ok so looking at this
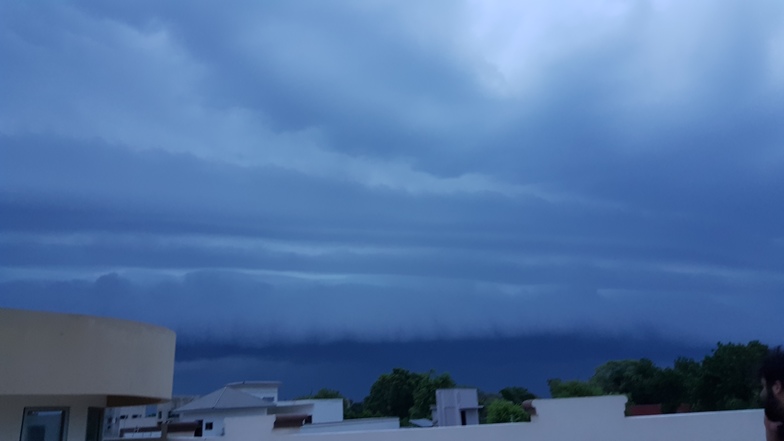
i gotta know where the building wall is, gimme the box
[1,308,176,441]
[275,399,343,423]
[0,308,176,401]
[179,408,270,437]
[104,397,198,437]
[221,396,766,441]
[299,418,401,434]
[104,404,151,437]
[0,395,106,441]
[463,408,479,426]
[434,389,480,426]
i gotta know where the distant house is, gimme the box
[431,389,482,427]
[172,381,345,436]
[103,395,198,438]
[0,308,175,441]
[106,380,399,437]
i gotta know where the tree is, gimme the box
[364,368,422,420]
[477,390,502,424]
[591,359,663,404]
[363,368,456,421]
[410,371,456,419]
[654,367,693,413]
[499,387,537,404]
[693,341,769,411]
[548,379,603,398]
[344,401,370,419]
[672,356,701,405]
[310,388,343,399]
[486,399,529,423]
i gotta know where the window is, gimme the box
[205,422,214,430]
[85,408,103,441]
[20,408,68,441]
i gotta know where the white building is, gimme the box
[0,307,175,441]
[430,389,481,427]
[105,381,399,438]
[172,381,346,436]
[103,396,197,438]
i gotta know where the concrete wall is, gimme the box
[275,399,343,423]
[104,405,154,438]
[180,408,271,437]
[299,418,400,434]
[0,307,177,441]
[0,395,106,441]
[220,396,766,441]
[0,308,176,401]
[308,400,343,424]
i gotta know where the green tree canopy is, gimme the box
[693,341,769,411]
[548,379,603,398]
[499,386,537,404]
[363,368,456,421]
[486,399,529,423]
[364,368,422,419]
[672,356,701,405]
[591,358,663,404]
[410,371,456,419]
[310,388,343,399]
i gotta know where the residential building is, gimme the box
[430,389,481,427]
[103,396,197,438]
[0,307,175,441]
[173,381,345,436]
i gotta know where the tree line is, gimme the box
[298,341,770,424]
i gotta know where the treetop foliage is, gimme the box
[547,340,770,412]
[304,341,773,421]
[486,399,530,423]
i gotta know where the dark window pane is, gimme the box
[20,408,67,441]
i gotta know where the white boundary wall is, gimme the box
[222,396,765,441]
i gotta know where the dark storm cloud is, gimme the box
[1,0,784,353]
[3,134,783,274]
[1,270,781,348]
[172,336,713,399]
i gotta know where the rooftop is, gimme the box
[175,387,276,412]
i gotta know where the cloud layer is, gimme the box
[2,0,783,351]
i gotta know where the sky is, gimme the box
[1,0,783,399]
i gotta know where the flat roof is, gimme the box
[226,381,282,388]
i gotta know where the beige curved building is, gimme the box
[0,308,176,441]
